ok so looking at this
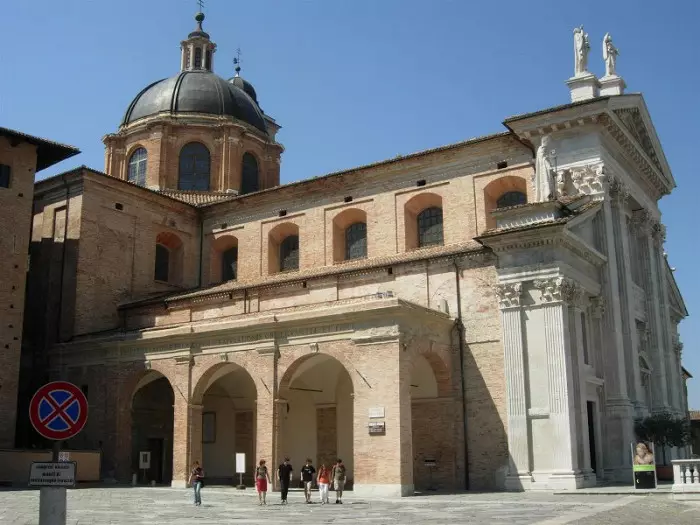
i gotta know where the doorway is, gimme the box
[148,438,165,483]
[587,401,597,473]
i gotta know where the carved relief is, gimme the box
[533,277,585,306]
[590,295,606,318]
[607,175,630,206]
[495,282,522,309]
[613,108,662,172]
[650,221,666,246]
[570,163,607,196]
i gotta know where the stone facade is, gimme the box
[9,16,690,496]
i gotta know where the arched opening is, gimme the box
[155,232,183,285]
[178,142,211,191]
[210,235,238,284]
[194,47,203,69]
[268,223,300,274]
[332,208,368,262]
[484,176,528,229]
[404,192,444,251]
[131,371,174,485]
[278,354,354,487]
[410,352,455,490]
[241,152,259,195]
[127,147,147,186]
[193,363,258,485]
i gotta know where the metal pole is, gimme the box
[40,441,67,525]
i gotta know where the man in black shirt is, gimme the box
[277,457,293,504]
[300,458,316,503]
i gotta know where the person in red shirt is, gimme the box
[317,463,331,504]
[255,459,271,506]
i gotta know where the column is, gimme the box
[201,45,207,70]
[532,277,586,488]
[168,356,194,488]
[496,283,532,489]
[638,213,669,410]
[569,297,592,479]
[188,44,194,70]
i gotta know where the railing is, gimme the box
[672,459,700,492]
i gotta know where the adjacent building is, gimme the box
[12,14,690,495]
[0,127,78,448]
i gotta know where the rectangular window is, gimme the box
[581,312,589,365]
[0,164,11,188]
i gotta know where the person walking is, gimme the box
[277,457,293,504]
[300,458,316,503]
[317,463,331,504]
[255,459,271,506]
[332,459,347,504]
[188,461,204,507]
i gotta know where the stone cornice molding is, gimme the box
[590,295,606,318]
[533,277,586,306]
[495,282,522,309]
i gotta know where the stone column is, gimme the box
[532,277,587,488]
[168,356,194,488]
[256,350,277,488]
[636,212,669,411]
[496,283,532,489]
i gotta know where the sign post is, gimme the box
[235,453,246,489]
[29,381,88,525]
[139,451,151,484]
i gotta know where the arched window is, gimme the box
[496,191,527,209]
[345,222,367,260]
[221,246,238,281]
[241,152,259,195]
[178,142,210,191]
[279,235,299,272]
[417,207,443,248]
[154,244,170,282]
[194,47,202,69]
[127,147,147,186]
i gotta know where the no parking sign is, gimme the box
[29,381,88,441]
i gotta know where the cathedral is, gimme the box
[1,14,690,495]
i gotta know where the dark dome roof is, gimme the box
[122,70,266,133]
[229,75,257,104]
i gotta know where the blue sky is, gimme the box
[3,0,699,407]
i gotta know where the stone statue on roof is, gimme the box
[603,33,619,77]
[573,26,590,76]
[534,135,555,202]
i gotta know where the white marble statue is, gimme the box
[573,26,590,76]
[534,136,554,201]
[603,33,619,77]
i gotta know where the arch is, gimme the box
[131,370,175,484]
[240,152,259,195]
[127,147,147,186]
[404,192,444,250]
[192,362,258,483]
[155,232,183,284]
[496,191,527,209]
[210,234,238,284]
[484,175,528,229]
[332,208,368,262]
[278,353,355,482]
[268,222,300,274]
[178,142,210,191]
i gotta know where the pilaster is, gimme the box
[496,283,532,489]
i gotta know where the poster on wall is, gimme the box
[631,441,657,489]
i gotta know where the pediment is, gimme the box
[665,261,688,319]
[613,107,662,172]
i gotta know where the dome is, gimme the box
[229,75,258,104]
[121,70,267,133]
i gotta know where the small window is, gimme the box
[154,244,170,282]
[417,207,444,247]
[496,191,527,209]
[279,235,299,271]
[222,246,238,281]
[127,147,147,186]
[205,50,212,70]
[345,222,367,260]
[581,312,589,365]
[241,152,259,195]
[194,47,202,69]
[0,164,10,188]
[497,161,508,170]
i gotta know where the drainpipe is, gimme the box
[453,259,470,490]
